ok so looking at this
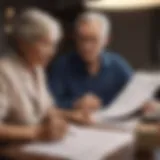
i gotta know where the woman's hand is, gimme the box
[36,114,68,142]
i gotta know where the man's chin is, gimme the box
[78,53,97,63]
[83,57,97,64]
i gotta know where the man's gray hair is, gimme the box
[76,11,111,40]
[12,8,62,43]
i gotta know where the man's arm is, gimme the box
[57,108,94,125]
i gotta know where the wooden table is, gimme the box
[0,145,67,160]
[2,122,158,160]
[0,143,133,160]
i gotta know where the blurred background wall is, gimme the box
[1,0,160,69]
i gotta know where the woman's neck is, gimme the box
[11,42,37,72]
[17,52,37,72]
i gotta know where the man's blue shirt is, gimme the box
[47,52,133,109]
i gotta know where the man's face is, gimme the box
[76,21,107,63]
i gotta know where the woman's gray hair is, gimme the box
[76,11,111,40]
[12,8,62,43]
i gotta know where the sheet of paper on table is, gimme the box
[22,125,134,160]
[92,71,160,123]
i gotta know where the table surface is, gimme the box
[0,145,67,160]
[0,122,158,160]
[0,143,133,160]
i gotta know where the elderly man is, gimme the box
[48,12,133,114]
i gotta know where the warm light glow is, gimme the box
[85,0,160,11]
[5,7,16,19]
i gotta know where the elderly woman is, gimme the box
[0,8,67,142]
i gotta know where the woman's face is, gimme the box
[19,34,58,67]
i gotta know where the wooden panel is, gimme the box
[102,10,153,69]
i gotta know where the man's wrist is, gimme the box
[58,109,74,120]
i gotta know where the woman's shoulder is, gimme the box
[0,54,14,67]
[0,53,18,75]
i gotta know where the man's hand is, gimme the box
[73,93,102,113]
[59,109,94,125]
[69,110,94,125]
[142,101,159,114]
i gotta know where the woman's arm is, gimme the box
[0,124,38,141]
[0,109,68,142]
[0,107,68,142]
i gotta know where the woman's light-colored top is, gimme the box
[0,53,53,125]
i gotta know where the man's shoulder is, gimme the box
[104,51,133,75]
[104,51,124,60]
[103,51,126,66]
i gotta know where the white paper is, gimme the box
[22,125,134,160]
[98,118,139,132]
[92,71,160,122]
[154,149,160,160]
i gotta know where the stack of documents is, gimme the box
[92,71,160,131]
[22,125,133,160]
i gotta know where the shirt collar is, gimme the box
[73,51,110,75]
